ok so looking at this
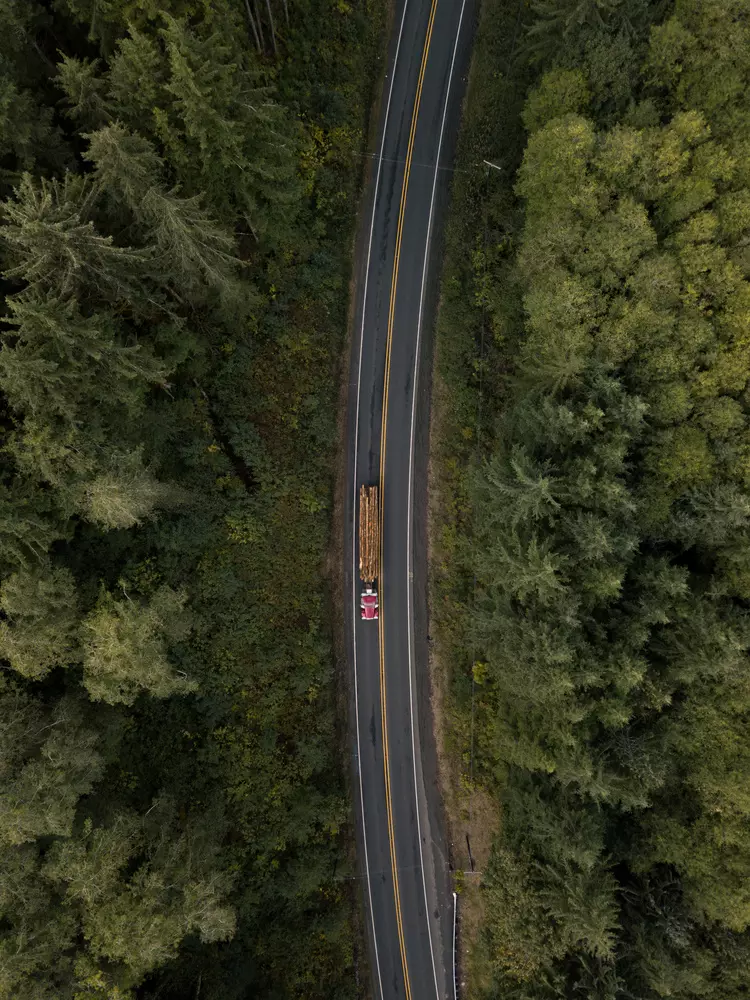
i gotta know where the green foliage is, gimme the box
[1,292,168,421]
[56,11,304,239]
[83,451,184,530]
[0,2,69,195]
[522,68,591,132]
[0,564,79,678]
[483,845,559,981]
[0,683,103,845]
[82,585,194,705]
[46,804,236,979]
[434,0,750,995]
[3,174,148,302]
[85,124,247,306]
[0,0,382,994]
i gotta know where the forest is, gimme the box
[433,0,750,997]
[0,0,381,997]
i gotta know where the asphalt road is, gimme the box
[344,1,475,997]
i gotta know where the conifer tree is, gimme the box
[0,564,79,679]
[83,449,184,530]
[44,800,236,981]
[84,124,246,305]
[2,174,151,305]
[82,585,195,705]
[0,684,103,845]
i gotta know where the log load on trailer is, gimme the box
[358,485,379,621]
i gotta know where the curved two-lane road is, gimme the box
[345,2,475,997]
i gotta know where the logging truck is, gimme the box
[358,485,379,621]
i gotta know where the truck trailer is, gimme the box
[358,485,379,621]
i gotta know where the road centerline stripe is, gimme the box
[350,1,410,997]
[378,0,438,995]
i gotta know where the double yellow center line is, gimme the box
[378,0,438,996]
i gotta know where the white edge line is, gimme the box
[351,3,410,998]
[453,891,458,1000]
[406,0,469,997]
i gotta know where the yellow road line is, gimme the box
[378,0,438,996]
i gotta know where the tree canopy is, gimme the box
[435,0,750,996]
[0,0,381,995]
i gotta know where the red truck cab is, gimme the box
[360,587,379,620]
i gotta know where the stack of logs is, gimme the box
[358,485,379,583]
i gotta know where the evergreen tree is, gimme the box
[2,174,151,305]
[0,564,79,678]
[83,449,184,530]
[461,0,750,992]
[1,291,169,421]
[45,802,236,981]
[0,0,378,992]
[84,124,247,306]
[82,585,195,705]
[0,684,103,845]
[0,482,63,570]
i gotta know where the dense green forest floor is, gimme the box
[431,0,750,997]
[0,1,383,997]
